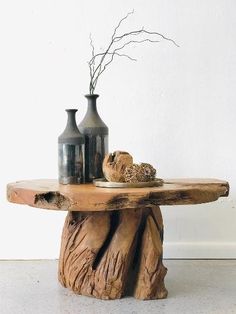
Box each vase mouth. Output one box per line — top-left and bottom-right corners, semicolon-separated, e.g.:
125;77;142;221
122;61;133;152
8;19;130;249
85;94;99;99
66;109;78;113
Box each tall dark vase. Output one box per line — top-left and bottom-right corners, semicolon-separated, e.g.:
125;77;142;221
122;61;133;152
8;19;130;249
78;94;108;182
58;109;85;184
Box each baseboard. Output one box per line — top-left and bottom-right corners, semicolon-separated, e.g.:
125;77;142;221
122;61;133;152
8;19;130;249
163;242;236;259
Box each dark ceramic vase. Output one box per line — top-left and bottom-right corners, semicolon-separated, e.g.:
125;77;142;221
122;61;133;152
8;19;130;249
78;94;108;182
58;109;85;184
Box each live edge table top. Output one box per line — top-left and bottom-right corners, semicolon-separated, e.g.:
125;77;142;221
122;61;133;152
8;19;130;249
7;178;229;212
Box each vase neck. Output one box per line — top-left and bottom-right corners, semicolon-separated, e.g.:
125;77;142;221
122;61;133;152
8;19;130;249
65;109;79;132
85;94;99;115
87;102;98;115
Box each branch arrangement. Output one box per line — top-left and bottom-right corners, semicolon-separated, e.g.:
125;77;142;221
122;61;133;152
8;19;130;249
88;10;179;94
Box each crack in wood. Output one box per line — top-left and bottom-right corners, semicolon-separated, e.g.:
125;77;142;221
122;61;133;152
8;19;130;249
92;211;119;270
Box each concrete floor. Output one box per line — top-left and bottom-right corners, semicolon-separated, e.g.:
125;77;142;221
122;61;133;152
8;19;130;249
0;260;235;314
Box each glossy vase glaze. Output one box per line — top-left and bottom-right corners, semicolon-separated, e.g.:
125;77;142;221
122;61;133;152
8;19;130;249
58;109;85;184
78;94;108;182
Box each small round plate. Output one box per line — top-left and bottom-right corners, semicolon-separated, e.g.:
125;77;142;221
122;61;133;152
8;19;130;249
93;178;164;188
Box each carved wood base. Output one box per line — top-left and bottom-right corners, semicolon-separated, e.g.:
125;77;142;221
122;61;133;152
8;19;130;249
58;206;167;300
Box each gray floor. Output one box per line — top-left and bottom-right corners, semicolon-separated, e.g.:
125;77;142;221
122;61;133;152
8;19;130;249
0;260;235;314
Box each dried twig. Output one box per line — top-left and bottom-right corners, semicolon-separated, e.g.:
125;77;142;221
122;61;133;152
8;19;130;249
88;11;178;94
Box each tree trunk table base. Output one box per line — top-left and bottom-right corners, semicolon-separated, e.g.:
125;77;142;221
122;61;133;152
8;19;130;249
58;206;167;300
7;178;229;300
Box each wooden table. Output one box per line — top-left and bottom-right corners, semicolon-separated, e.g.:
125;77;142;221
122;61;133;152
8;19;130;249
7;178;229;300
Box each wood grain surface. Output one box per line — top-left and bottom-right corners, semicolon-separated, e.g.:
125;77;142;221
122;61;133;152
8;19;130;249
58;206;167;300
7;178;229;211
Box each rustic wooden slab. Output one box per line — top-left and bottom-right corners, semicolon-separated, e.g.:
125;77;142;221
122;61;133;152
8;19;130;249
7;178;229;211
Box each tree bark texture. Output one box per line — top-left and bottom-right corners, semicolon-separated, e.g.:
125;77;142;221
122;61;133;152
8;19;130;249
58;206;167;300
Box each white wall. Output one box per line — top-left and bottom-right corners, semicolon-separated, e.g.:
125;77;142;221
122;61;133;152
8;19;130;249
0;0;235;259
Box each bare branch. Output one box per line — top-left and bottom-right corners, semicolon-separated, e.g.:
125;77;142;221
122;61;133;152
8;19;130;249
88;10;135;89
89;34;95;57
92;39;159;83
112;39;160;54
113;29;179;47
89;51;137;65
89;51;136;93
89;33;96;93
111;10;134;40
87;11;179;94
92;53;115;91
91;51;137;92
89;37;160;90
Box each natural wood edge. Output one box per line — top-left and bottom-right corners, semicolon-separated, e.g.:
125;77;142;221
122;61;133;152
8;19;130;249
7;178;230;212
164;179;230;197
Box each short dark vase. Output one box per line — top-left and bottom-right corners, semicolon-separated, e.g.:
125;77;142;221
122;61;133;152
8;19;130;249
78;94;108;182
58;109;85;184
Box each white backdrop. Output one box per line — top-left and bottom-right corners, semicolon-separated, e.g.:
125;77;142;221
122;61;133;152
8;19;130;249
0;0;235;259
